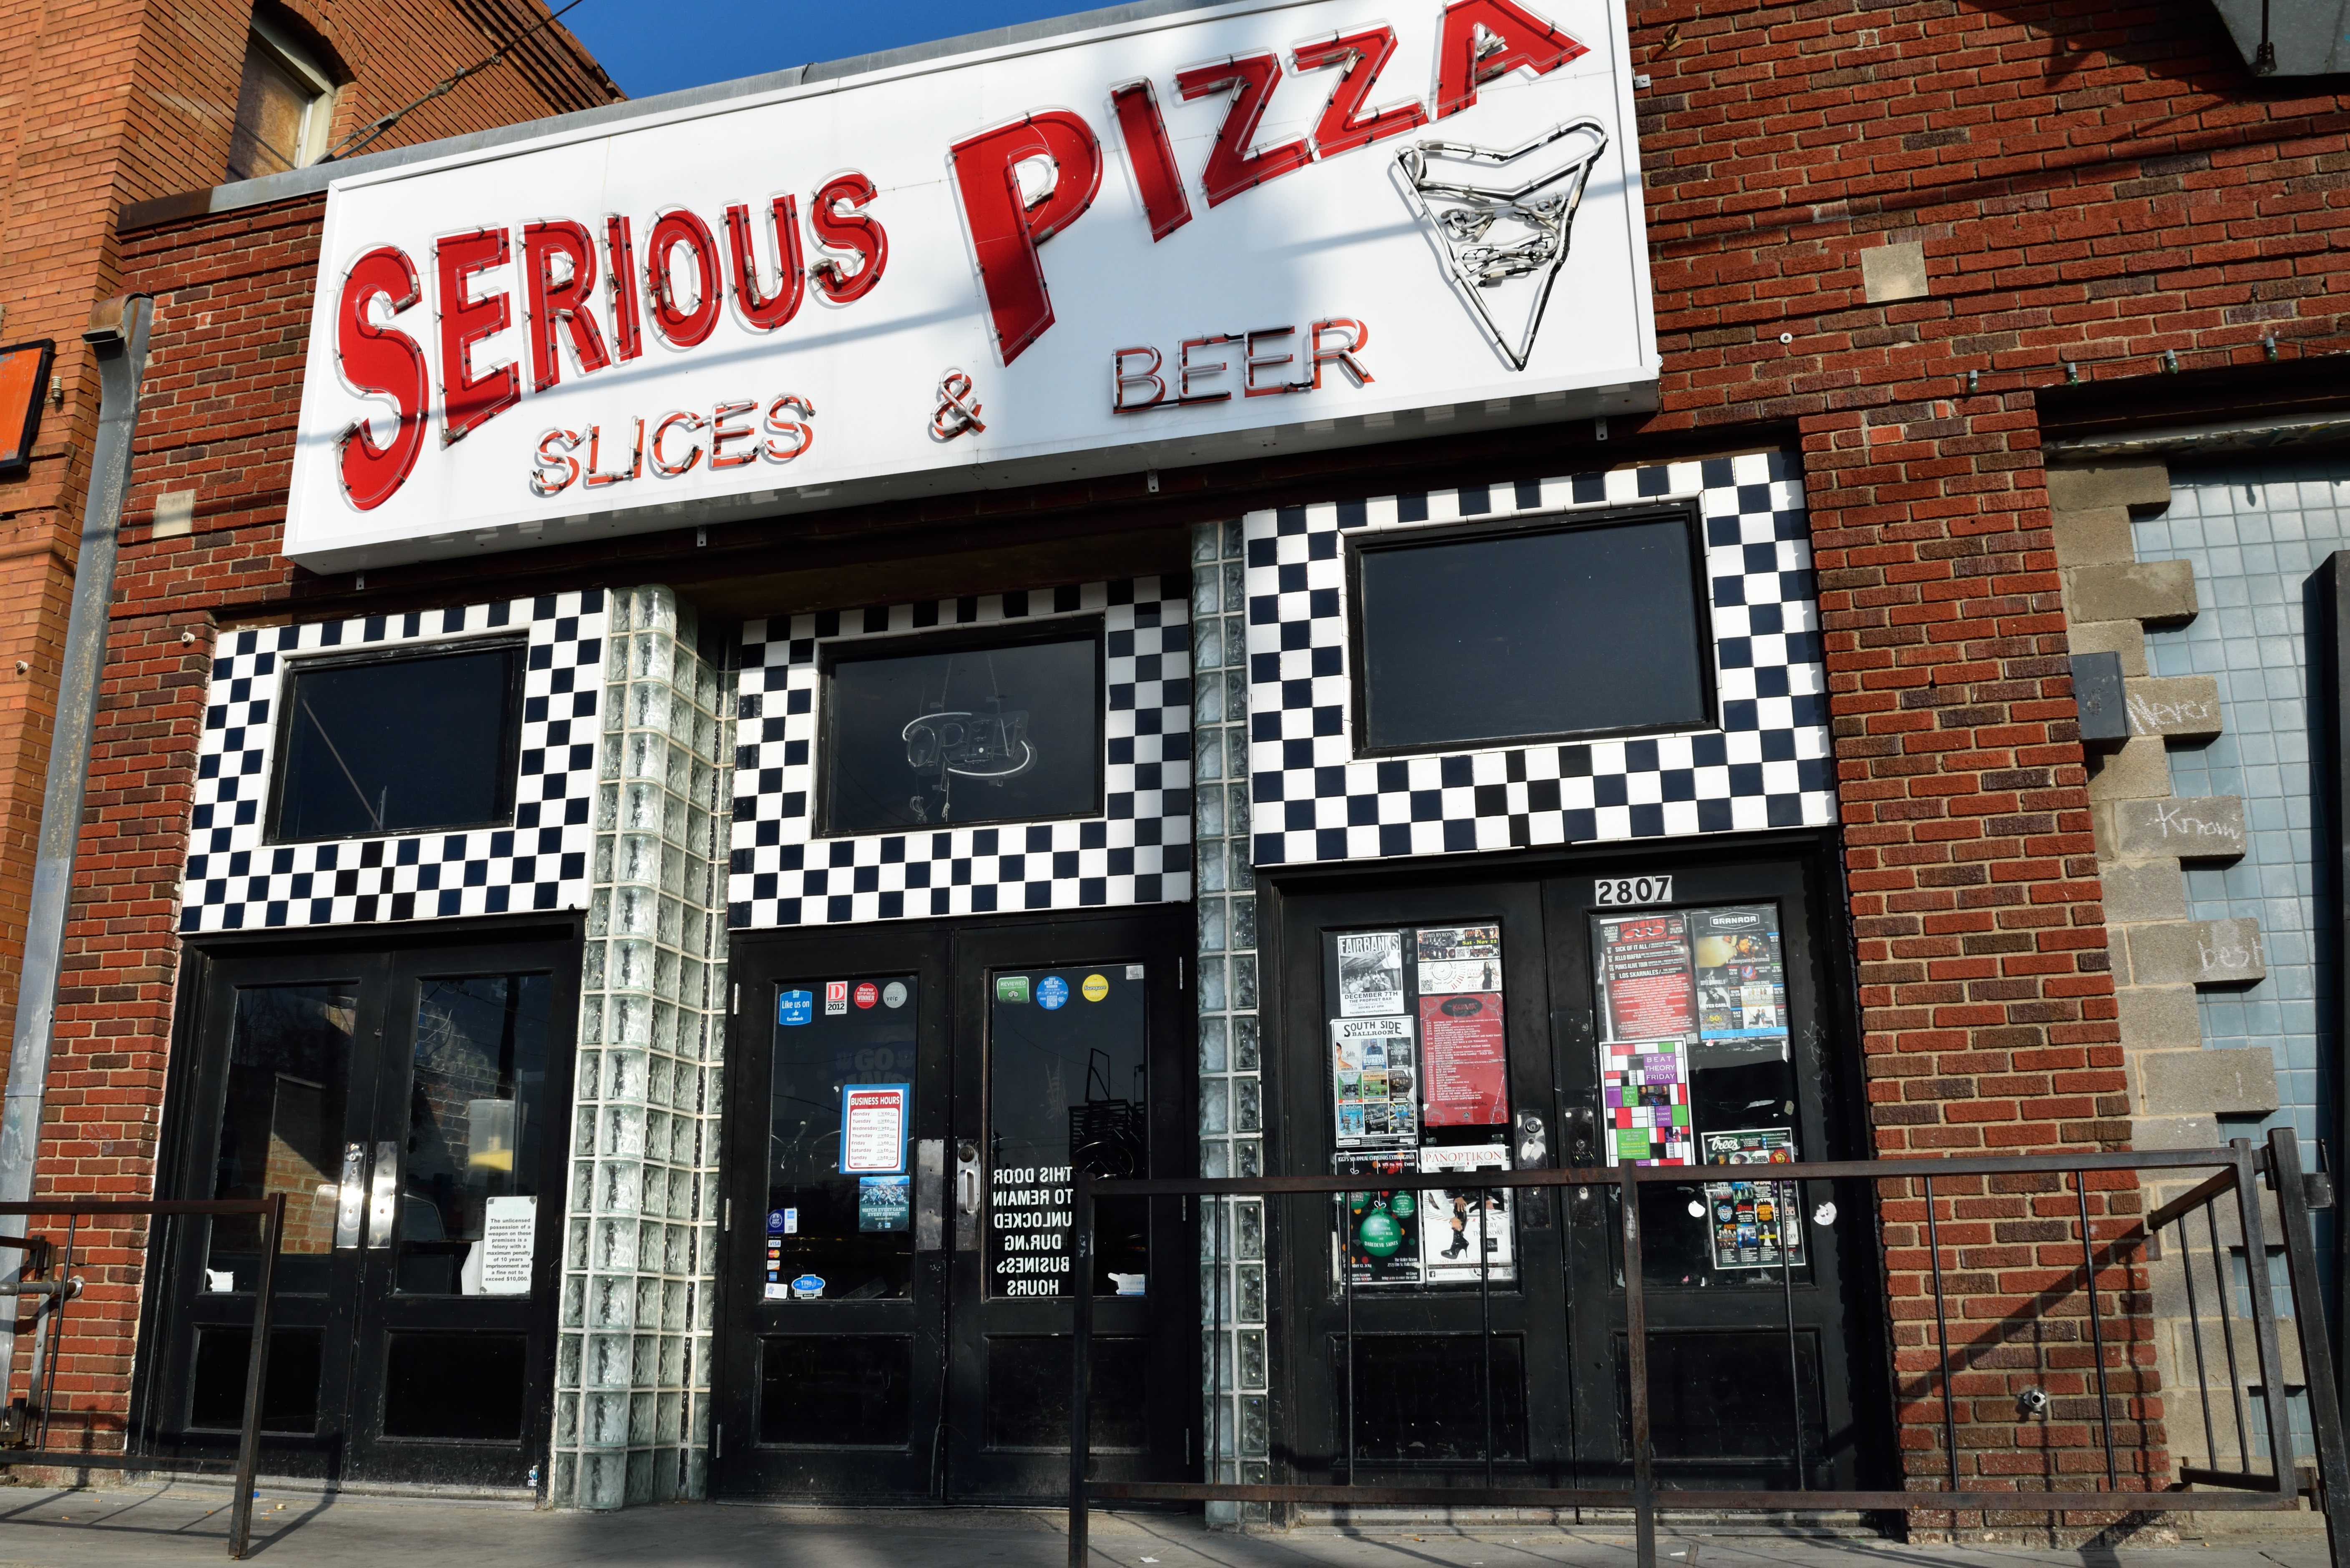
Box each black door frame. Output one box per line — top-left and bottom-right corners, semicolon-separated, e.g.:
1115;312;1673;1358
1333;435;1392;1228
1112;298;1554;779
130;914;582;1492
714;906;1199;1503
1258;830;1892;1506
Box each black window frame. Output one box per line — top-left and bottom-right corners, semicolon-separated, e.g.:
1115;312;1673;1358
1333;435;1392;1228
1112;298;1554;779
1344;503;1719;758
264;636;528;846
814;614;1109;839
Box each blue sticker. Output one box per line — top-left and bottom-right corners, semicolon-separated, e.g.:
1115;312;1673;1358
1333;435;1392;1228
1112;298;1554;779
766;1209;787;1235
1037;975;1069;1011
790;1274;825;1299
778;989;813;1026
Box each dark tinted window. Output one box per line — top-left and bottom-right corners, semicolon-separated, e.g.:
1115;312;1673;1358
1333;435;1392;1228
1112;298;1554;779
1354;513;1710;752
822;627;1101;836
272;643;523;841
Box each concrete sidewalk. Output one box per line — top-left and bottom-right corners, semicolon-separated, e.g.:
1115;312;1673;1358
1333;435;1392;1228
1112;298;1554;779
0;1485;2330;1568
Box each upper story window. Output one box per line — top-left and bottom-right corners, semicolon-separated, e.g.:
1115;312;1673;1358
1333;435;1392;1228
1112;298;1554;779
1350;507;1716;755
268;641;526;843
226;15;339;180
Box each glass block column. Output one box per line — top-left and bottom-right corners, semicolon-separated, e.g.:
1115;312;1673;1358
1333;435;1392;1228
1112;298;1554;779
1191;520;1268;1524
552;586;733;1510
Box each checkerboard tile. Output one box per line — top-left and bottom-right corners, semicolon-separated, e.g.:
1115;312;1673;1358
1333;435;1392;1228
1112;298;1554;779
1246;453;1832;866
179;592;609;931
729;578;1192;928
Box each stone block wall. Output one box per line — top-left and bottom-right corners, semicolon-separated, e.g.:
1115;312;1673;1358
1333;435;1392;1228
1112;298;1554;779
2052;458;2293;1492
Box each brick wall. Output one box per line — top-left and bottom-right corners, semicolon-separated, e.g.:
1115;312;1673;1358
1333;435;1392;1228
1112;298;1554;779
0;0;618;1067
21;0;2349;1508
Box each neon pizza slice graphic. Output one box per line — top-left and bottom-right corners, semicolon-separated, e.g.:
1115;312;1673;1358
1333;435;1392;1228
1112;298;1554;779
1397;118;1608;372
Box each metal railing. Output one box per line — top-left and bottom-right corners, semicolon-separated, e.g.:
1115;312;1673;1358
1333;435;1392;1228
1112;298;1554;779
0;1195;286;1560
1067;1130;2347;1568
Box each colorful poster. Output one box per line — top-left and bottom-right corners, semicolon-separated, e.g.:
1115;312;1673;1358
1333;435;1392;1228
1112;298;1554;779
1598;913;1696;1043
1417;924;1502;997
840;1083;909;1175
1419;992;1507;1126
858;1174;911;1232
1337;931;1405;1017
1418;925;1500;961
1702;1127;1803;1269
1337;1150;1422;1287
1601;1038;1693;1165
1332;1017;1418;1149
1420;956;1501;995
1418;1144;1516;1284
1694;906;1788;1040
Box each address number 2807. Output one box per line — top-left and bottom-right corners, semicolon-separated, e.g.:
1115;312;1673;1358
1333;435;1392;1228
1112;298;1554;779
1594;875;1673;907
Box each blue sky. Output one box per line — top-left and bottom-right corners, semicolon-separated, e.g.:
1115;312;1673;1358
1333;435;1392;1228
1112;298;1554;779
564;1;1097;100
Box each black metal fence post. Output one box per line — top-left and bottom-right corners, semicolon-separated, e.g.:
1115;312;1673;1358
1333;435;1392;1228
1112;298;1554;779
2267;1129;2350;1568
1621;1161;1654;1568
227;1191;284;1560
1069;1170;1094;1568
2232;1139;2297;1491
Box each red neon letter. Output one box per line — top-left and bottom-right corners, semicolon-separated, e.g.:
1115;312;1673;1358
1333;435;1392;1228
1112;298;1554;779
949;111;1104;366
1434;0;1586;120
1293;27;1427;159
1112;347;1165;412
764;395;815;462
727;197;806;330
523;221;610;393
1110;81;1191;242
1175;53;1311;208
335;246;428;510
436;228;518;445
709;399;760;468
647;210;722;347
1310;318;1374;388
604;217;643;362
811;175;888;305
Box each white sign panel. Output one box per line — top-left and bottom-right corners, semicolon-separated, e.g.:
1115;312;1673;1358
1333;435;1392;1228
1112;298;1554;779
288;0;1657;570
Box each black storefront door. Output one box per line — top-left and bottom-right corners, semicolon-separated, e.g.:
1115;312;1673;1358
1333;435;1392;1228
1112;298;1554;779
1272;839;1879;1497
714;909;1195;1501
141;921;579;1488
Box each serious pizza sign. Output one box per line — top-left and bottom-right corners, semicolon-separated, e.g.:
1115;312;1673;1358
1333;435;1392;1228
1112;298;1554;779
287;0;1656;570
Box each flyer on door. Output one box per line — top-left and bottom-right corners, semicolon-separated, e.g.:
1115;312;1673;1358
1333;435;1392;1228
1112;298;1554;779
840;1083;909;1175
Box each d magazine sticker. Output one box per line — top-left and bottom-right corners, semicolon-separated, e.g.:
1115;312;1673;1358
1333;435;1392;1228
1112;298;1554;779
1419;1144;1516;1284
1702;1127;1804;1270
1336;931;1405;1017
1332;1017;1418;1148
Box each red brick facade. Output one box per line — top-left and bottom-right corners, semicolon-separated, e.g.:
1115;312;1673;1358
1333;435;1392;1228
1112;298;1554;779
15;0;2347;1523
0;0;619;1064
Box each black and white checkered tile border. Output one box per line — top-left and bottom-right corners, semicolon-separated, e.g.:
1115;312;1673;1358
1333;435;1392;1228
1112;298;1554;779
1247;453;1833;866
728;579;1192;928
179;592;609;932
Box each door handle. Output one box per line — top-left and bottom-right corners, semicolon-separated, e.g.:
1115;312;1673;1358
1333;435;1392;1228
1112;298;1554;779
334;1143;367;1250
914;1138;946;1253
953;1140;982;1252
366;1141;399;1249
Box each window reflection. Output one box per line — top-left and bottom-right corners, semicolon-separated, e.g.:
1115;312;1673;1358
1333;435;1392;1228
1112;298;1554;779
395;974;551;1295
987;966;1148;1298
208;983;356;1294
271;643;523;843
765;976;919;1302
822;629;1102;836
